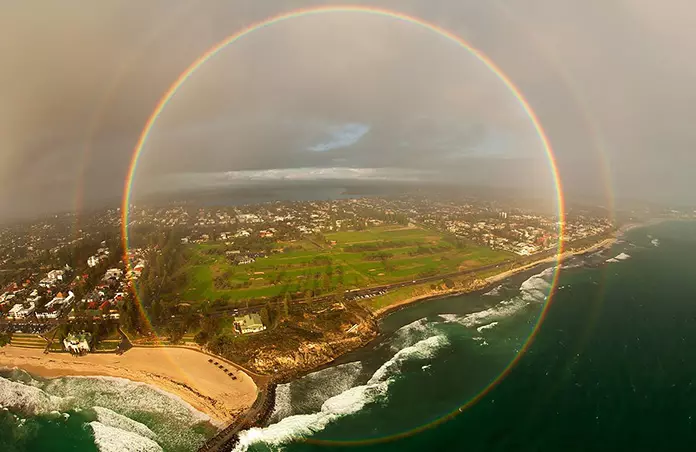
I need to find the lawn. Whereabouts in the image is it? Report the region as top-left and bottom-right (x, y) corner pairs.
(174, 226), (512, 305)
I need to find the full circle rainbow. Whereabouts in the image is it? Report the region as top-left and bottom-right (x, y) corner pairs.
(122, 4), (566, 444)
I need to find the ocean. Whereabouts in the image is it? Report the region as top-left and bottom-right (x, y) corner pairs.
(2, 220), (695, 451)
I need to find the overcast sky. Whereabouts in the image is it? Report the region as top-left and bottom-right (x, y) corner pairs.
(1, 0), (695, 220)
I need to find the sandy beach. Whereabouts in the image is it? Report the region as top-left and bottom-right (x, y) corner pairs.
(0, 345), (258, 424)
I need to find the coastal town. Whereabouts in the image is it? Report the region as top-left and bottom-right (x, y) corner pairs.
(0, 195), (613, 333)
(0, 194), (692, 449)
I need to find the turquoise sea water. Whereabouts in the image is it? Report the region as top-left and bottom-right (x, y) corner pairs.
(2, 221), (695, 451)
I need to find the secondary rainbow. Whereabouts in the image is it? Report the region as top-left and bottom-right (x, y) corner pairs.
(121, 4), (567, 441)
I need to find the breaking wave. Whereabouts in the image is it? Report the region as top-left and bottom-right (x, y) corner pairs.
(269, 361), (364, 422)
(0, 376), (67, 415)
(484, 285), (503, 296)
(268, 383), (292, 424)
(441, 266), (553, 329)
(236, 335), (449, 451)
(89, 421), (163, 452)
(93, 406), (157, 440)
(43, 376), (210, 425)
(476, 322), (499, 333)
(368, 335), (449, 385)
(386, 317), (438, 351)
(606, 252), (631, 263)
(0, 373), (213, 451)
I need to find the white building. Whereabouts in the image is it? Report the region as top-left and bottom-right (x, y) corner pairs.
(45, 291), (75, 310)
(63, 332), (91, 354)
(103, 268), (123, 281)
(8, 302), (36, 319)
(36, 311), (59, 320)
(233, 313), (266, 334)
(39, 269), (65, 288)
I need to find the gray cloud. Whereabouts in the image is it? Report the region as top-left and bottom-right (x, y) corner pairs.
(1, 0), (695, 220)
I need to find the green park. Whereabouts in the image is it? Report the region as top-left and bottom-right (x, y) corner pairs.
(173, 225), (513, 305)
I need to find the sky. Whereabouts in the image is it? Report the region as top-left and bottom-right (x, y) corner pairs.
(1, 0), (695, 220)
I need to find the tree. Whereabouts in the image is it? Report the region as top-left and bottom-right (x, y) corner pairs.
(194, 330), (209, 345)
(259, 306), (270, 327)
(282, 293), (290, 318)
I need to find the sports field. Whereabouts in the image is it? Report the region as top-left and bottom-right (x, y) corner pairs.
(175, 225), (512, 304)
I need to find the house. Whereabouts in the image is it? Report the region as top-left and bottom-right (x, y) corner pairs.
(235, 256), (255, 265)
(103, 268), (123, 281)
(46, 291), (76, 310)
(39, 269), (65, 288)
(8, 302), (36, 319)
(36, 311), (59, 320)
(233, 313), (266, 334)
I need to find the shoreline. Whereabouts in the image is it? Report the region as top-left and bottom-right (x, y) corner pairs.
(371, 233), (621, 319)
(268, 233), (624, 387)
(0, 345), (258, 425)
(0, 222), (667, 439)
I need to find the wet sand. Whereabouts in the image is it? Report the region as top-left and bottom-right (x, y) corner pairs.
(0, 346), (258, 424)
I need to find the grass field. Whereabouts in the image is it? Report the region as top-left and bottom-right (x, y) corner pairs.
(174, 225), (512, 304)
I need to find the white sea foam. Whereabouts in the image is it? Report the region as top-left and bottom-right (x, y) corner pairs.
(442, 267), (553, 329)
(93, 406), (158, 440)
(651, 238), (660, 247)
(43, 376), (210, 426)
(476, 322), (499, 333)
(484, 285), (503, 296)
(438, 314), (460, 323)
(235, 335), (448, 452)
(368, 335), (449, 385)
(270, 361), (364, 422)
(606, 252), (631, 263)
(446, 299), (526, 328)
(0, 376), (67, 415)
(268, 383), (292, 423)
(387, 317), (438, 351)
(236, 382), (388, 451)
(89, 421), (163, 452)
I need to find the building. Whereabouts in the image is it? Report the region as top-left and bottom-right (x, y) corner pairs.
(63, 332), (91, 355)
(233, 313), (266, 334)
(103, 268), (123, 281)
(8, 302), (36, 319)
(39, 269), (65, 288)
(45, 291), (75, 310)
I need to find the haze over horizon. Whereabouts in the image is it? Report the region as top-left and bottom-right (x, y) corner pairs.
(2, 0), (696, 220)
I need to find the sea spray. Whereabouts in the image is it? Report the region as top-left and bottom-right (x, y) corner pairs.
(235, 335), (449, 451)
(441, 266), (553, 329)
(386, 317), (439, 352)
(89, 421), (163, 452)
(476, 322), (499, 333)
(93, 406), (158, 440)
(0, 373), (214, 451)
(0, 376), (67, 415)
(269, 361), (364, 423)
(606, 252), (631, 263)
(44, 376), (211, 425)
